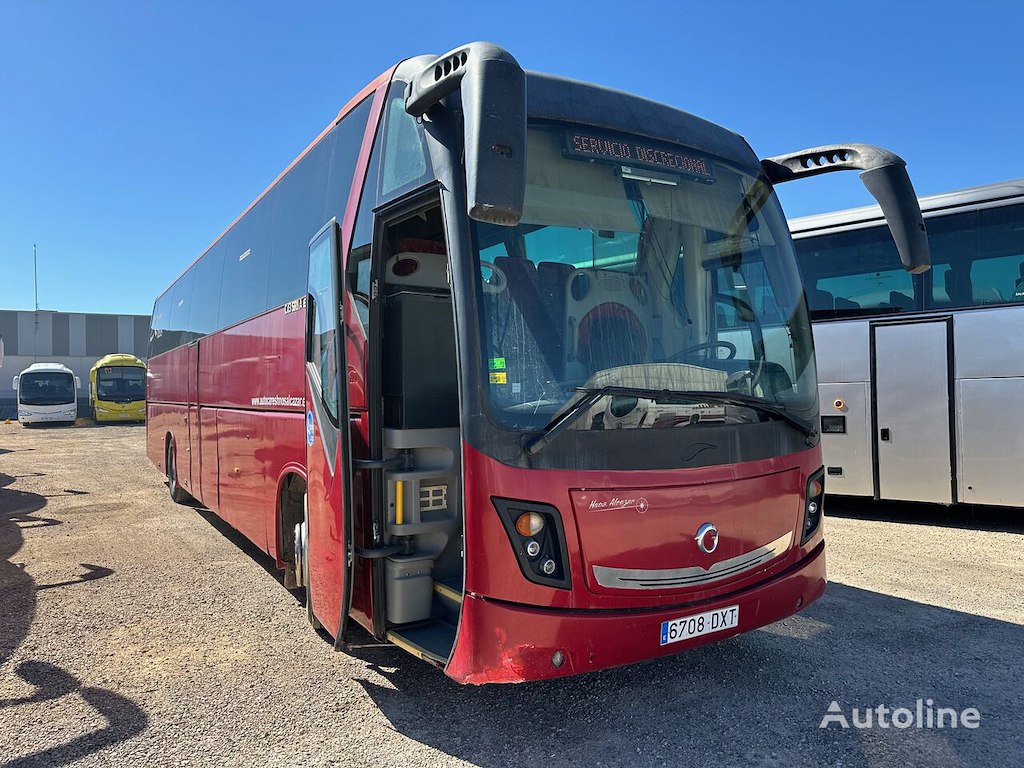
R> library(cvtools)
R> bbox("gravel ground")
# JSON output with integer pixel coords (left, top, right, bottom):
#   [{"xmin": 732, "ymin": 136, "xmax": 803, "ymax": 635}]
[{"xmin": 1, "ymin": 422, "xmax": 1021, "ymax": 768}]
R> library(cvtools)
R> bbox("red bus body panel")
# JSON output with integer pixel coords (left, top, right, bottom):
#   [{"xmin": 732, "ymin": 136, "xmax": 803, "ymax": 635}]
[
  {"xmin": 147, "ymin": 306, "xmax": 307, "ymax": 556},
  {"xmin": 446, "ymin": 442, "xmax": 825, "ymax": 683},
  {"xmin": 447, "ymin": 542, "xmax": 825, "ymax": 684}
]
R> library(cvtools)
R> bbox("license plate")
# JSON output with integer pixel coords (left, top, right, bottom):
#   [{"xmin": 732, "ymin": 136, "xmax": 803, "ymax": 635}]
[{"xmin": 659, "ymin": 605, "xmax": 739, "ymax": 646}]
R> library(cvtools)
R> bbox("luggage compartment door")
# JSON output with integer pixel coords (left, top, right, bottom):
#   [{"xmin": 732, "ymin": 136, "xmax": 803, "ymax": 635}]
[{"xmin": 872, "ymin": 319, "xmax": 953, "ymax": 504}]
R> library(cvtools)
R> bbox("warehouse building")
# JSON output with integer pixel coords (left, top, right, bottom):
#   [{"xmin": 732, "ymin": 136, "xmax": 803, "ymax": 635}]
[{"xmin": 0, "ymin": 309, "xmax": 150, "ymax": 420}]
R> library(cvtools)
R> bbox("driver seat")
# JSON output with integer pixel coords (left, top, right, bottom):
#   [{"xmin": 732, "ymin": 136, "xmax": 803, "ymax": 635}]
[{"xmin": 576, "ymin": 303, "xmax": 646, "ymax": 374}]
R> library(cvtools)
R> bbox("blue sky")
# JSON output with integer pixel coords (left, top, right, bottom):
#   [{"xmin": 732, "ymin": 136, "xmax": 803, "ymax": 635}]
[{"xmin": 1, "ymin": 0, "xmax": 1021, "ymax": 315}]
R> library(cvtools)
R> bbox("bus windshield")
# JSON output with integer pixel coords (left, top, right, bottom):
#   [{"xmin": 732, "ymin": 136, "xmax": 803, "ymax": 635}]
[
  {"xmin": 20, "ymin": 372, "xmax": 76, "ymax": 406},
  {"xmin": 474, "ymin": 124, "xmax": 817, "ymax": 433},
  {"xmin": 96, "ymin": 367, "xmax": 146, "ymax": 402}
]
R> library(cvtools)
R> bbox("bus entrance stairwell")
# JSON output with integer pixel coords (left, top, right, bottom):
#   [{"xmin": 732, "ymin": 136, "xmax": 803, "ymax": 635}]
[{"xmin": 364, "ymin": 196, "xmax": 465, "ymax": 666}]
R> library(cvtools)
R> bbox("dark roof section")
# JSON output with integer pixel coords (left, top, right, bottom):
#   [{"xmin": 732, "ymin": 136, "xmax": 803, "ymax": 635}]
[{"xmin": 525, "ymin": 71, "xmax": 760, "ymax": 171}]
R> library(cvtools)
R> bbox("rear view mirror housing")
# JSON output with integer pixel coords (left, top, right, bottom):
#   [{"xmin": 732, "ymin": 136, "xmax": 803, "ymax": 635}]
[
  {"xmin": 405, "ymin": 42, "xmax": 526, "ymax": 227},
  {"xmin": 762, "ymin": 144, "xmax": 930, "ymax": 274},
  {"xmin": 12, "ymin": 375, "xmax": 19, "ymax": 390}
]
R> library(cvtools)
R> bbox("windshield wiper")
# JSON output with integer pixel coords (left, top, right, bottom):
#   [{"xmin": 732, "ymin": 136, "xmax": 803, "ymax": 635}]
[
  {"xmin": 524, "ymin": 386, "xmax": 666, "ymax": 455},
  {"xmin": 670, "ymin": 390, "xmax": 818, "ymax": 443},
  {"xmin": 523, "ymin": 386, "xmax": 817, "ymax": 456}
]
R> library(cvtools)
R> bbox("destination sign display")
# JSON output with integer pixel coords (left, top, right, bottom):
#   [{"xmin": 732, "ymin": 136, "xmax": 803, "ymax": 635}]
[{"xmin": 563, "ymin": 130, "xmax": 715, "ymax": 182}]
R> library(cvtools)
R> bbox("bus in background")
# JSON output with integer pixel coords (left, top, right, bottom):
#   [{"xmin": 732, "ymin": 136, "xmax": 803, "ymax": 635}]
[
  {"xmin": 147, "ymin": 43, "xmax": 929, "ymax": 684},
  {"xmin": 13, "ymin": 362, "xmax": 79, "ymax": 426},
  {"xmin": 90, "ymin": 354, "xmax": 147, "ymax": 423},
  {"xmin": 791, "ymin": 179, "xmax": 1024, "ymax": 508}
]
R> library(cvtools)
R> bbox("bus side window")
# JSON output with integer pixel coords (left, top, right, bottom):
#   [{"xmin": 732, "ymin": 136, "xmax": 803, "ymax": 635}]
[
  {"xmin": 347, "ymin": 247, "xmax": 372, "ymax": 332},
  {"xmin": 308, "ymin": 234, "xmax": 340, "ymax": 424}
]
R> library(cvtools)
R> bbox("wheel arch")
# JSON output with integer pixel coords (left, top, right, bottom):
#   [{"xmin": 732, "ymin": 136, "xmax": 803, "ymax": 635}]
[{"xmin": 275, "ymin": 465, "xmax": 307, "ymax": 570}]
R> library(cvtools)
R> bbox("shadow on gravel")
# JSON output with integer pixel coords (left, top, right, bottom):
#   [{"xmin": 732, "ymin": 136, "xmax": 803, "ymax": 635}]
[
  {"xmin": 826, "ymin": 495, "xmax": 1024, "ymax": 535},
  {"xmin": 37, "ymin": 563, "xmax": 115, "ymax": 591},
  {"xmin": 0, "ymin": 473, "xmax": 45, "ymax": 666},
  {"xmin": 0, "ymin": 661, "xmax": 148, "ymax": 768},
  {"xmin": 348, "ymin": 585, "xmax": 1023, "ymax": 768},
  {"xmin": 0, "ymin": 469, "xmax": 148, "ymax": 766}
]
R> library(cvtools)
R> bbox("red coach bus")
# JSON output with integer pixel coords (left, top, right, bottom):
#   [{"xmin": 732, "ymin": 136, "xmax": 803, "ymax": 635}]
[{"xmin": 147, "ymin": 43, "xmax": 930, "ymax": 684}]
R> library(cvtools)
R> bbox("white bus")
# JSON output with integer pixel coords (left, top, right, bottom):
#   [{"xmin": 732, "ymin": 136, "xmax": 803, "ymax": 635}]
[
  {"xmin": 13, "ymin": 362, "xmax": 80, "ymax": 426},
  {"xmin": 790, "ymin": 179, "xmax": 1024, "ymax": 507}
]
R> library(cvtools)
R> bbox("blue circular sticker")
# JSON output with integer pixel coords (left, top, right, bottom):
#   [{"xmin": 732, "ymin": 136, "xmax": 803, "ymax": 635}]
[{"xmin": 306, "ymin": 410, "xmax": 315, "ymax": 446}]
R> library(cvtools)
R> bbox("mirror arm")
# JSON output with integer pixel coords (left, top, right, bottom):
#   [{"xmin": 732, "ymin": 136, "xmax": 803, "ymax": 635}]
[
  {"xmin": 762, "ymin": 144, "xmax": 931, "ymax": 274},
  {"xmin": 405, "ymin": 42, "xmax": 526, "ymax": 226}
]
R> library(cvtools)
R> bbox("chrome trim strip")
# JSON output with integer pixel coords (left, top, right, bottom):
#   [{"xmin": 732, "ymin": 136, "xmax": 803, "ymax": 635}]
[{"xmin": 592, "ymin": 530, "xmax": 793, "ymax": 590}]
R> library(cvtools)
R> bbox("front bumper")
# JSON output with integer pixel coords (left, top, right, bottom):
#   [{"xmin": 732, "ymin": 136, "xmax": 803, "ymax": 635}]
[
  {"xmin": 95, "ymin": 408, "xmax": 145, "ymax": 422},
  {"xmin": 20, "ymin": 410, "xmax": 76, "ymax": 423},
  {"xmin": 445, "ymin": 541, "xmax": 826, "ymax": 684}
]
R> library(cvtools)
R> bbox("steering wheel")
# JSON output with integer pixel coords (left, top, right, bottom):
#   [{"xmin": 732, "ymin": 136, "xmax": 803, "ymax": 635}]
[
  {"xmin": 480, "ymin": 260, "xmax": 507, "ymax": 295},
  {"xmin": 669, "ymin": 340, "xmax": 738, "ymax": 362}
]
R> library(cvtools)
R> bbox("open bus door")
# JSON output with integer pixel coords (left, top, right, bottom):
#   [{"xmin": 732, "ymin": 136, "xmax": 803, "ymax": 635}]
[{"xmin": 301, "ymin": 219, "xmax": 355, "ymax": 644}]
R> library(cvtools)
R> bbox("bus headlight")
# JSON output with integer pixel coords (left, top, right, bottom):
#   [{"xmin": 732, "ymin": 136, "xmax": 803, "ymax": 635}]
[
  {"xmin": 802, "ymin": 468, "xmax": 825, "ymax": 544},
  {"xmin": 493, "ymin": 498, "xmax": 571, "ymax": 590}
]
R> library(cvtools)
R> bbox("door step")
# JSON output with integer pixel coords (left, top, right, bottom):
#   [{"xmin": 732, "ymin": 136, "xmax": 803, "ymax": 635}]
[
  {"xmin": 433, "ymin": 579, "xmax": 463, "ymax": 606},
  {"xmin": 386, "ymin": 620, "xmax": 456, "ymax": 668}
]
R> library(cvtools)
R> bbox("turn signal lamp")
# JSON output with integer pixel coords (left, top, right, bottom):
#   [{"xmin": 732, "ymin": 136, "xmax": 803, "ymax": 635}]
[
  {"xmin": 515, "ymin": 511, "xmax": 545, "ymax": 537},
  {"xmin": 802, "ymin": 468, "xmax": 826, "ymax": 544}
]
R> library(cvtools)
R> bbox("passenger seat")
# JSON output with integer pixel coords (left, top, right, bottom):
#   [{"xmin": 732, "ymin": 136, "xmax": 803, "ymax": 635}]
[{"xmin": 804, "ymin": 286, "xmax": 835, "ymax": 312}]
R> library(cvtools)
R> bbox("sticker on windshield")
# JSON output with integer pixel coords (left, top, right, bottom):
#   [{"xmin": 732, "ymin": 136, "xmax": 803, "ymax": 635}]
[
  {"xmin": 489, "ymin": 357, "xmax": 507, "ymax": 371},
  {"xmin": 489, "ymin": 372, "xmax": 508, "ymax": 384}
]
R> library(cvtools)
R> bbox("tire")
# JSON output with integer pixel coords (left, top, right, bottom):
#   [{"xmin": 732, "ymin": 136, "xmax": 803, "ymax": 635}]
[
  {"xmin": 295, "ymin": 494, "xmax": 322, "ymax": 630},
  {"xmin": 166, "ymin": 440, "xmax": 191, "ymax": 504}
]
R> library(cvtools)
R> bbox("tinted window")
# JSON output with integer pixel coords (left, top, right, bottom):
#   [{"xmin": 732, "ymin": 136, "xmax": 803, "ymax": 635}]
[
  {"xmin": 308, "ymin": 230, "xmax": 340, "ymax": 423},
  {"xmin": 267, "ymin": 97, "xmax": 373, "ymax": 310},
  {"xmin": 168, "ymin": 271, "xmax": 195, "ymax": 348},
  {"xmin": 926, "ymin": 204, "xmax": 1024, "ymax": 308},
  {"xmin": 795, "ymin": 203, "xmax": 1024, "ymax": 318},
  {"xmin": 149, "ymin": 292, "xmax": 171, "ymax": 357},
  {"xmin": 267, "ymin": 137, "xmax": 331, "ymax": 314},
  {"xmin": 19, "ymin": 372, "xmax": 75, "ymax": 406},
  {"xmin": 349, "ymin": 83, "xmax": 432, "ymax": 253},
  {"xmin": 219, "ymin": 198, "xmax": 271, "ymax": 328},
  {"xmin": 149, "ymin": 95, "xmax": 373, "ymax": 354},
  {"xmin": 189, "ymin": 242, "xmax": 225, "ymax": 335},
  {"xmin": 379, "ymin": 90, "xmax": 432, "ymax": 198},
  {"xmin": 96, "ymin": 367, "xmax": 146, "ymax": 401},
  {"xmin": 347, "ymin": 84, "xmax": 434, "ymax": 336},
  {"xmin": 793, "ymin": 225, "xmax": 918, "ymax": 319}
]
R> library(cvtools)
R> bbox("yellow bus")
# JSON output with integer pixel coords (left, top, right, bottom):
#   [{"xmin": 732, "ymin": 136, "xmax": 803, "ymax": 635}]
[{"xmin": 90, "ymin": 354, "xmax": 147, "ymax": 422}]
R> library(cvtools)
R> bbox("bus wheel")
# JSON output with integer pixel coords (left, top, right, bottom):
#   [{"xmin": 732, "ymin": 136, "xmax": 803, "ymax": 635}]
[
  {"xmin": 166, "ymin": 440, "xmax": 190, "ymax": 504},
  {"xmin": 295, "ymin": 495, "xmax": 322, "ymax": 630}
]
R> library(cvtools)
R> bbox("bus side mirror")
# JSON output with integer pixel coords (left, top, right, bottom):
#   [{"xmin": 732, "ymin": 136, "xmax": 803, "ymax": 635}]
[
  {"xmin": 74, "ymin": 376, "xmax": 81, "ymax": 390},
  {"xmin": 12, "ymin": 375, "xmax": 18, "ymax": 390},
  {"xmin": 762, "ymin": 144, "xmax": 931, "ymax": 274},
  {"xmin": 406, "ymin": 42, "xmax": 526, "ymax": 227}
]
